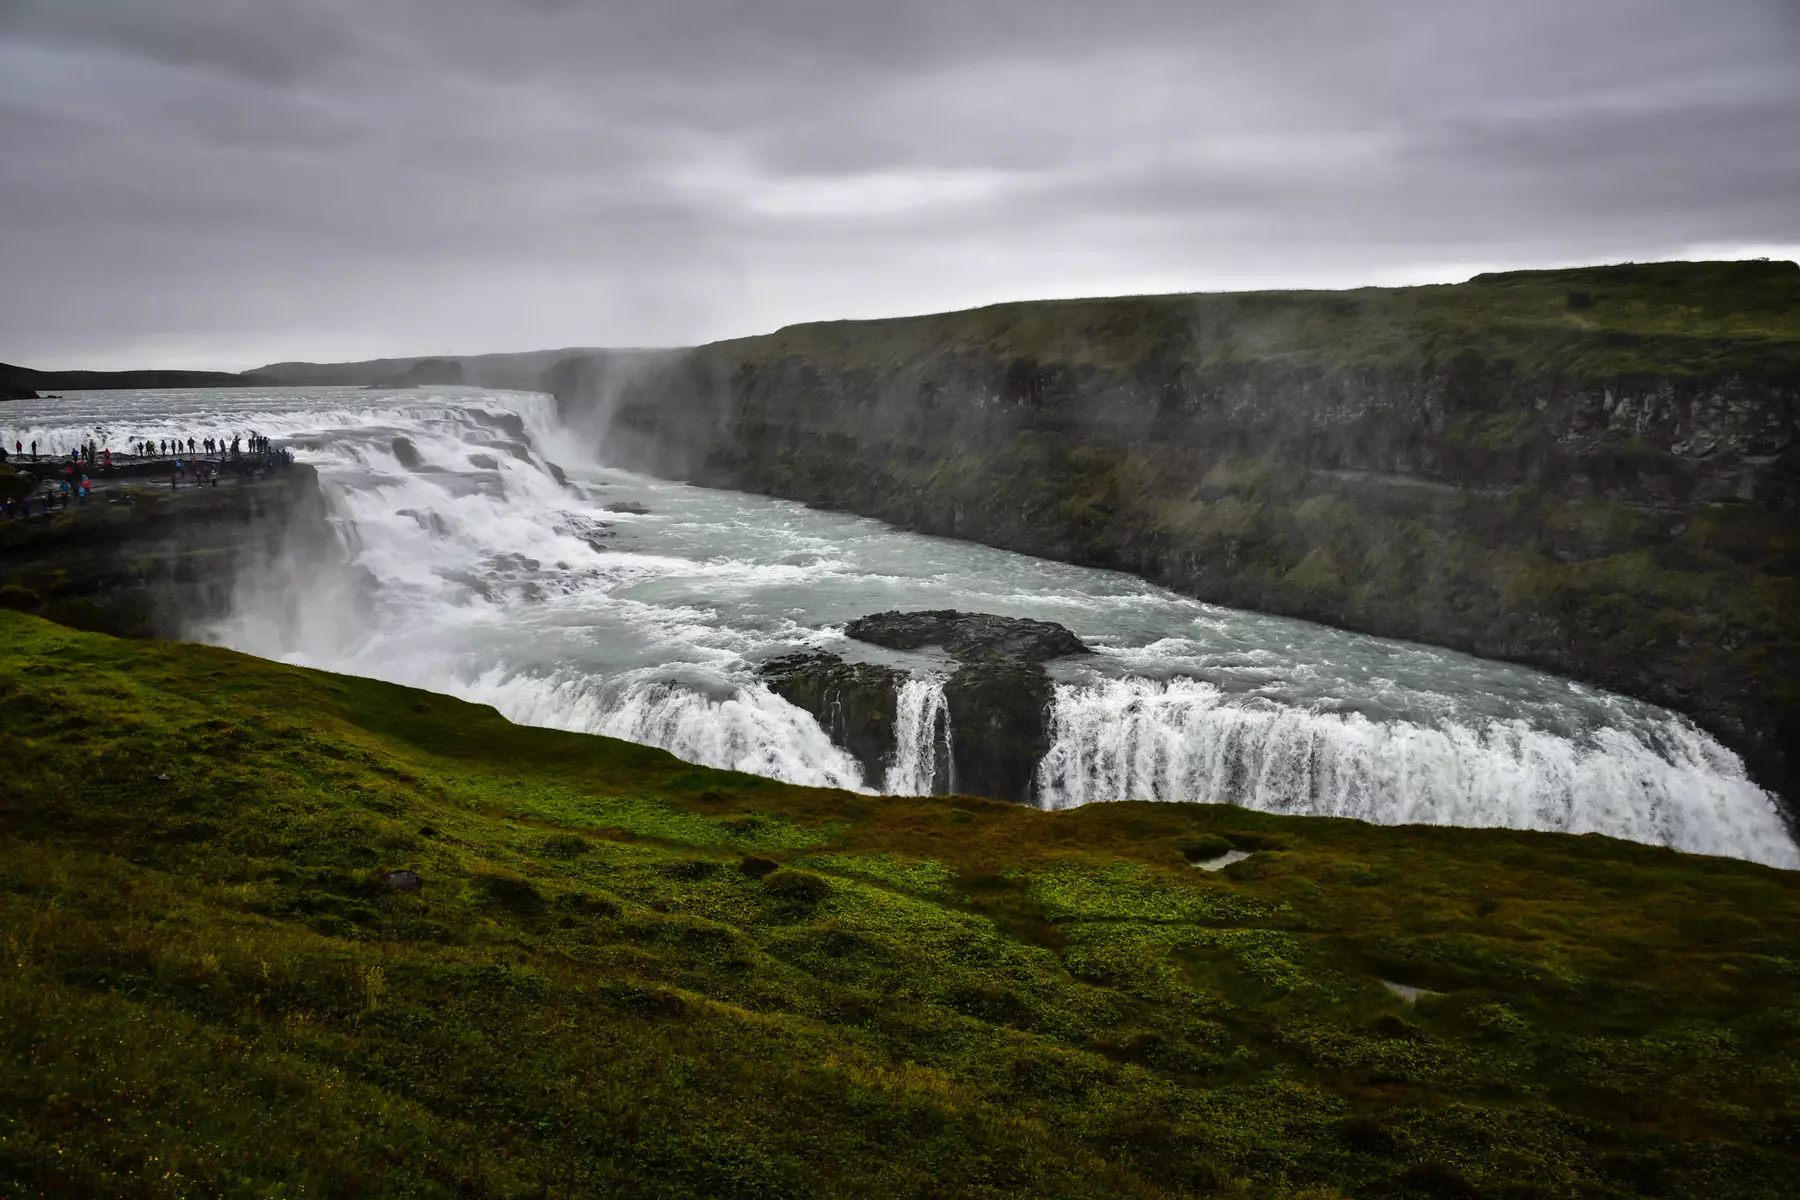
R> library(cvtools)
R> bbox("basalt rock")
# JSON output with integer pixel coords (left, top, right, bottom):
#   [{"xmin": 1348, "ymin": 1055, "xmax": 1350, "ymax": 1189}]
[
  {"xmin": 390, "ymin": 437, "xmax": 424, "ymax": 469},
  {"xmin": 760, "ymin": 652, "xmax": 904, "ymax": 785},
  {"xmin": 763, "ymin": 612, "xmax": 1088, "ymax": 804},
  {"xmin": 853, "ymin": 610, "xmax": 1089, "ymax": 804},
  {"xmin": 845, "ymin": 610, "xmax": 1087, "ymax": 663},
  {"xmin": 0, "ymin": 465, "xmax": 367, "ymax": 643}
]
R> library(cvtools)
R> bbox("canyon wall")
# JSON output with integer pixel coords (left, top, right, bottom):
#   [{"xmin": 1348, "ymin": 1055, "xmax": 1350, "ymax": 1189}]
[
  {"xmin": 550, "ymin": 261, "xmax": 1800, "ymax": 807},
  {"xmin": 0, "ymin": 466, "xmax": 356, "ymax": 641}
]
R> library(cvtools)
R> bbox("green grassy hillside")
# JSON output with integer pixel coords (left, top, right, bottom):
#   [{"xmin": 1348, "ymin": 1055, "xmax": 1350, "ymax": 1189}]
[
  {"xmin": 737, "ymin": 259, "xmax": 1800, "ymax": 381},
  {"xmin": 3, "ymin": 610, "xmax": 1799, "ymax": 1198}
]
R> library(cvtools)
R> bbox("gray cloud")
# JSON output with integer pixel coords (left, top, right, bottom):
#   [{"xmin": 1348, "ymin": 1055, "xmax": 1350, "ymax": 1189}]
[{"xmin": 1, "ymin": 0, "xmax": 1796, "ymax": 369}]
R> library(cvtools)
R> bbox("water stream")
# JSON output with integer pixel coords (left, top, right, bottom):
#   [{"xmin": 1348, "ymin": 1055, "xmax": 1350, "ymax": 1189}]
[{"xmin": 7, "ymin": 384, "xmax": 1794, "ymax": 868}]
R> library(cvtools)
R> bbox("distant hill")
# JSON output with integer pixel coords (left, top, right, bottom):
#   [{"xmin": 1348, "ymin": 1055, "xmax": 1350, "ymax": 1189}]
[
  {"xmin": 247, "ymin": 347, "xmax": 616, "ymax": 390},
  {"xmin": 2, "ymin": 347, "xmax": 625, "ymax": 398},
  {"xmin": 0, "ymin": 361, "xmax": 246, "ymax": 398}
]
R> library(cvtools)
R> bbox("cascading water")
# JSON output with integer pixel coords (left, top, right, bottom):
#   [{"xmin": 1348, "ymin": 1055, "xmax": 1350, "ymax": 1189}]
[
  {"xmin": 1035, "ymin": 676, "xmax": 1791, "ymax": 863},
  {"xmin": 886, "ymin": 676, "xmax": 952, "ymax": 795},
  {"xmin": 7, "ymin": 384, "xmax": 1795, "ymax": 869}
]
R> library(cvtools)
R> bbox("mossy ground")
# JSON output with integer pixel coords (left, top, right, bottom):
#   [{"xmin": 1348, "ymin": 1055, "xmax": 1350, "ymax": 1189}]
[
  {"xmin": 4, "ymin": 610, "xmax": 1799, "ymax": 1198},
  {"xmin": 738, "ymin": 259, "xmax": 1800, "ymax": 382}
]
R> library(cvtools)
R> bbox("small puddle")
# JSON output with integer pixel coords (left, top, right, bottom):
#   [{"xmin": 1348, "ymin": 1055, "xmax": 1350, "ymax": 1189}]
[
  {"xmin": 1380, "ymin": 979, "xmax": 1442, "ymax": 1004},
  {"xmin": 1190, "ymin": 849, "xmax": 1253, "ymax": 872}
]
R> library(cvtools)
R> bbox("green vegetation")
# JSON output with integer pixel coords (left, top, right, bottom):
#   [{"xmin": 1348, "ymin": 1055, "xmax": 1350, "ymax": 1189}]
[
  {"xmin": 737, "ymin": 259, "xmax": 1800, "ymax": 381},
  {"xmin": 4, "ymin": 610, "xmax": 1800, "ymax": 1197}
]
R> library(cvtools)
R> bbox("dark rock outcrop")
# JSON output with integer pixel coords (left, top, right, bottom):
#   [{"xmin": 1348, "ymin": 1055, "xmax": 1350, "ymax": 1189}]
[
  {"xmin": 761, "ymin": 612, "xmax": 1089, "ymax": 804},
  {"xmin": 845, "ymin": 610, "xmax": 1087, "ymax": 662},
  {"xmin": 760, "ymin": 652, "xmax": 904, "ymax": 785},
  {"xmin": 844, "ymin": 610, "xmax": 1092, "ymax": 804},
  {"xmin": 0, "ymin": 466, "xmax": 364, "ymax": 642},
  {"xmin": 390, "ymin": 437, "xmax": 424, "ymax": 469}
]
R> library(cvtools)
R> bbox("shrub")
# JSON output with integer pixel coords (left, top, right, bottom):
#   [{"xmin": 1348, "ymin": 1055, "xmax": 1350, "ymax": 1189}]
[
  {"xmin": 555, "ymin": 891, "xmax": 621, "ymax": 918},
  {"xmin": 762, "ymin": 870, "xmax": 830, "ymax": 907},
  {"xmin": 477, "ymin": 873, "xmax": 544, "ymax": 915},
  {"xmin": 538, "ymin": 833, "xmax": 590, "ymax": 859},
  {"xmin": 1337, "ymin": 1114, "xmax": 1404, "ymax": 1156}
]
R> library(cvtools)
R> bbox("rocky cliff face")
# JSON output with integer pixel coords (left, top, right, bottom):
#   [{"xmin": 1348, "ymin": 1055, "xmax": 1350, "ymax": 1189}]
[
  {"xmin": 0, "ymin": 467, "xmax": 359, "ymax": 641},
  {"xmin": 553, "ymin": 261, "xmax": 1800, "ymax": 809},
  {"xmin": 760, "ymin": 612, "xmax": 1090, "ymax": 803}
]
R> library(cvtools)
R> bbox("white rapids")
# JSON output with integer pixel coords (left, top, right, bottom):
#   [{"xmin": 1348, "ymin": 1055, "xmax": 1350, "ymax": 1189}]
[{"xmin": 5, "ymin": 384, "xmax": 1795, "ymax": 869}]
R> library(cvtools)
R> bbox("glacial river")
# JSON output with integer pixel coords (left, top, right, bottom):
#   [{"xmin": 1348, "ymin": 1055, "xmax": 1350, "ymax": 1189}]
[{"xmin": 7, "ymin": 385, "xmax": 1795, "ymax": 868}]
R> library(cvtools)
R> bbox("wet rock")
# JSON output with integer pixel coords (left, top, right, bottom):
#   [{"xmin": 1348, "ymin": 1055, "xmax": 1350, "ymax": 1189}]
[
  {"xmin": 845, "ymin": 610, "xmax": 1087, "ymax": 662},
  {"xmin": 545, "ymin": 461, "xmax": 569, "ymax": 487},
  {"xmin": 390, "ymin": 437, "xmax": 424, "ymax": 469},
  {"xmin": 466, "ymin": 453, "xmax": 500, "ymax": 470},
  {"xmin": 605, "ymin": 500, "xmax": 650, "ymax": 515},
  {"xmin": 382, "ymin": 869, "xmax": 423, "ymax": 893},
  {"xmin": 767, "ymin": 612, "xmax": 1089, "ymax": 804},
  {"xmin": 848, "ymin": 611, "xmax": 1089, "ymax": 805},
  {"xmin": 397, "ymin": 508, "xmax": 449, "ymax": 536},
  {"xmin": 471, "ymin": 410, "xmax": 528, "ymax": 440},
  {"xmin": 760, "ymin": 652, "xmax": 904, "ymax": 784},
  {"xmin": 942, "ymin": 660, "xmax": 1056, "ymax": 805}
]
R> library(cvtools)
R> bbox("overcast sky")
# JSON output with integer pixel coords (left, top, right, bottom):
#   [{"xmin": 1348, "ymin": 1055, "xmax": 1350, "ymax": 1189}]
[{"xmin": 2, "ymin": 0, "xmax": 1797, "ymax": 371}]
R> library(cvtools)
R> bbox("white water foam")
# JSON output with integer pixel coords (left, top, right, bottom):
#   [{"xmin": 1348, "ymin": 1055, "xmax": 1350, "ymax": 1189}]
[
  {"xmin": 886, "ymin": 676, "xmax": 952, "ymax": 795},
  {"xmin": 12, "ymin": 384, "xmax": 1796, "ymax": 869},
  {"xmin": 1036, "ymin": 676, "xmax": 1799, "ymax": 868}
]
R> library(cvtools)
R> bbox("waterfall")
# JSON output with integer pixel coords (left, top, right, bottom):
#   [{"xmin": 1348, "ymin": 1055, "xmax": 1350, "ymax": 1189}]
[
  {"xmin": 1036, "ymin": 677, "xmax": 1799, "ymax": 868},
  {"xmin": 596, "ymin": 678, "xmax": 870, "ymax": 791},
  {"xmin": 886, "ymin": 676, "xmax": 952, "ymax": 795},
  {"xmin": 24, "ymin": 384, "xmax": 1794, "ymax": 869}
]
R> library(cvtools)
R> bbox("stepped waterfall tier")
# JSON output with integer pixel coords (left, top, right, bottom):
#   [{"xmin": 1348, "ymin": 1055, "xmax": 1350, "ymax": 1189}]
[{"xmin": 5, "ymin": 382, "xmax": 1793, "ymax": 869}]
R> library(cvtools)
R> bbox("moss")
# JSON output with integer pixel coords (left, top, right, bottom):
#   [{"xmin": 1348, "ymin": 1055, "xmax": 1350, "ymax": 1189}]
[
  {"xmin": 4, "ymin": 609, "xmax": 1800, "ymax": 1197},
  {"xmin": 794, "ymin": 852, "xmax": 959, "ymax": 897},
  {"xmin": 1177, "ymin": 835, "xmax": 1233, "ymax": 863},
  {"xmin": 732, "ymin": 259, "xmax": 1800, "ymax": 382},
  {"xmin": 1284, "ymin": 547, "xmax": 1345, "ymax": 594}
]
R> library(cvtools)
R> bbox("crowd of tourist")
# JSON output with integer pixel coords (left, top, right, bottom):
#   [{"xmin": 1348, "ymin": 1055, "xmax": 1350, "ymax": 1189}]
[{"xmin": 0, "ymin": 430, "xmax": 295, "ymax": 520}]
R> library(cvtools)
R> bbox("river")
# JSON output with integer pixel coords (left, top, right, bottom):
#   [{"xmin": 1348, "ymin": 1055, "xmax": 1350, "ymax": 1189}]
[{"xmin": 7, "ymin": 384, "xmax": 1794, "ymax": 868}]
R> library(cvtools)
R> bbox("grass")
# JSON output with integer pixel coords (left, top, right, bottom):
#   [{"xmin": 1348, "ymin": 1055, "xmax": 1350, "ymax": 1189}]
[
  {"xmin": 728, "ymin": 259, "xmax": 1800, "ymax": 382},
  {"xmin": 3, "ymin": 608, "xmax": 1800, "ymax": 1197}
]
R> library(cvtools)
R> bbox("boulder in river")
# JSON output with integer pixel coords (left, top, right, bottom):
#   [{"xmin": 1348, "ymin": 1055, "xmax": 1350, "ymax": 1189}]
[
  {"xmin": 846, "ymin": 610, "xmax": 1086, "ymax": 663},
  {"xmin": 762, "ymin": 611, "xmax": 1089, "ymax": 804},
  {"xmin": 390, "ymin": 437, "xmax": 424, "ymax": 469},
  {"xmin": 761, "ymin": 652, "xmax": 905, "ymax": 786}
]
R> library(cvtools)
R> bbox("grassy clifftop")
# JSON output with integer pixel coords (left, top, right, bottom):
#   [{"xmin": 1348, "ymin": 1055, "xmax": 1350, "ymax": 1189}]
[
  {"xmin": 733, "ymin": 259, "xmax": 1800, "ymax": 381},
  {"xmin": 4, "ymin": 610, "xmax": 1799, "ymax": 1198}
]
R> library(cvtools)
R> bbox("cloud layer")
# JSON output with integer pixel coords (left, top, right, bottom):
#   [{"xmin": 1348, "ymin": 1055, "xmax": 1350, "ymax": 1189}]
[{"xmin": 3, "ymin": 0, "xmax": 1797, "ymax": 368}]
